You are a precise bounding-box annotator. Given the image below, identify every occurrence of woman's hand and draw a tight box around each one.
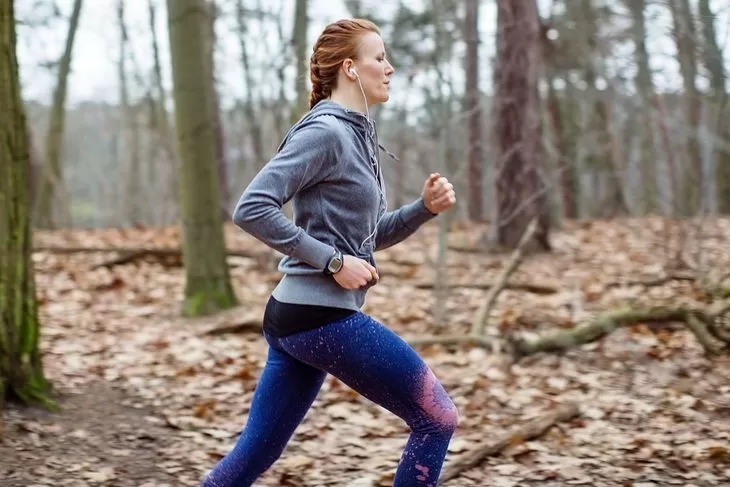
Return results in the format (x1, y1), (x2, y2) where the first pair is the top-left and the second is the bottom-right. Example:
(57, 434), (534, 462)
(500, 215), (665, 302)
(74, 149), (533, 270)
(422, 173), (456, 214)
(333, 255), (379, 290)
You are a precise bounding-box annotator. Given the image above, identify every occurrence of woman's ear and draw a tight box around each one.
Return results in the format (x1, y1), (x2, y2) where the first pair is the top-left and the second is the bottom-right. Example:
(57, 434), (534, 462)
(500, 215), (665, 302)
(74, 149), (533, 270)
(343, 60), (356, 80)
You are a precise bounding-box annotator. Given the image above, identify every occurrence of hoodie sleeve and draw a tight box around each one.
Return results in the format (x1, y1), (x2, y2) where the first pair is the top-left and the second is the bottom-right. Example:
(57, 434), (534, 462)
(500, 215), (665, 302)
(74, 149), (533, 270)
(374, 197), (437, 251)
(232, 118), (340, 270)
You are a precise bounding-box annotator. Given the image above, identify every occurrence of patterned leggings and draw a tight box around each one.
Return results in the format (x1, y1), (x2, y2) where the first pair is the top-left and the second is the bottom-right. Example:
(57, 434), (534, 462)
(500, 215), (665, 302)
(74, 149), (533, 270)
(201, 312), (459, 486)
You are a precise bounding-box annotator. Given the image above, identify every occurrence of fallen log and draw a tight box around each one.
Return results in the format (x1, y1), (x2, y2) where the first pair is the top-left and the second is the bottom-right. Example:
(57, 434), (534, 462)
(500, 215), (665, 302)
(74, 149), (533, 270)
(33, 245), (265, 269)
(510, 302), (730, 358)
(438, 402), (580, 483)
(414, 280), (557, 295)
(202, 319), (263, 336)
(603, 272), (697, 289)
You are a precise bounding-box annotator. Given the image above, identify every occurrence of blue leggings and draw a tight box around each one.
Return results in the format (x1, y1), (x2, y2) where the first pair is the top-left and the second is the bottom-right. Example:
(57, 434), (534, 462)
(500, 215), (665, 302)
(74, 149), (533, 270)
(201, 312), (459, 486)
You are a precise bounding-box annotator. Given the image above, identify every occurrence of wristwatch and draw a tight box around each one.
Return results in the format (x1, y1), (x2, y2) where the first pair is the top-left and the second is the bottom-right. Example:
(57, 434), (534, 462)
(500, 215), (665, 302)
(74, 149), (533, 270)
(324, 249), (344, 275)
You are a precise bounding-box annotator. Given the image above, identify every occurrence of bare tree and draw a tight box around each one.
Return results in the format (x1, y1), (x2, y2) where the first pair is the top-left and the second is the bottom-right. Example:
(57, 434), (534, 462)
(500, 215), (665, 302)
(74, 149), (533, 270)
(147, 0), (178, 224)
(627, 0), (659, 214)
(117, 0), (143, 226)
(493, 0), (550, 250)
(464, 0), (483, 221)
(0, 0), (52, 409)
(35, 0), (83, 228)
(206, 0), (231, 216)
(166, 0), (238, 316)
(290, 0), (309, 123)
(669, 0), (702, 215)
(697, 0), (730, 213)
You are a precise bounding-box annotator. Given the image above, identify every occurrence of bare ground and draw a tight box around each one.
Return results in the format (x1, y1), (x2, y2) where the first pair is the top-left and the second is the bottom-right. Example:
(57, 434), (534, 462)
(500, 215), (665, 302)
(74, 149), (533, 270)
(0, 380), (202, 486)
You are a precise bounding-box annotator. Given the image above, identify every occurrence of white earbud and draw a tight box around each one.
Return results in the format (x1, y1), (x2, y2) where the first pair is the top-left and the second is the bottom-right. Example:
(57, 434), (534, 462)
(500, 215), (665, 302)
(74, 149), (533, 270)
(349, 67), (358, 77)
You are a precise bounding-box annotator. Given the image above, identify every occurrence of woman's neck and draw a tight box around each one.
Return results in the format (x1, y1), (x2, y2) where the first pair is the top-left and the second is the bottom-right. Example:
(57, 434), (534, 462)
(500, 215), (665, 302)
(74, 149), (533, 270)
(329, 86), (368, 115)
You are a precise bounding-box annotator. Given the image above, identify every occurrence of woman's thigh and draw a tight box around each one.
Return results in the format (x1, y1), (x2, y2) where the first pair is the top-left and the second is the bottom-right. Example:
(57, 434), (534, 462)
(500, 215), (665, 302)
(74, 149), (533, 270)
(277, 312), (457, 430)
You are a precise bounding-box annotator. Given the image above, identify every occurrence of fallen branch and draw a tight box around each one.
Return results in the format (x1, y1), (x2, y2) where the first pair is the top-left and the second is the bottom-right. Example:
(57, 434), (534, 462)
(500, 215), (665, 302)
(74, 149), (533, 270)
(202, 319), (263, 336)
(471, 219), (538, 337)
(405, 334), (493, 348)
(511, 302), (730, 358)
(414, 280), (557, 295)
(402, 221), (538, 351)
(33, 245), (263, 268)
(438, 402), (580, 483)
(603, 272), (697, 289)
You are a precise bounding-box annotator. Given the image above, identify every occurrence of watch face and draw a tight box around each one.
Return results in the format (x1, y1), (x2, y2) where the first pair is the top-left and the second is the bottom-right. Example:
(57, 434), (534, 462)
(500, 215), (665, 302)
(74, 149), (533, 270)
(330, 257), (343, 272)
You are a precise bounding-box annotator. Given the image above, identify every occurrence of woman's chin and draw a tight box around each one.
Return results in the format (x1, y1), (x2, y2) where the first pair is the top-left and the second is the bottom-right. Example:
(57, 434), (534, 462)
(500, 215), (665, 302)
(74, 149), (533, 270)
(367, 90), (389, 106)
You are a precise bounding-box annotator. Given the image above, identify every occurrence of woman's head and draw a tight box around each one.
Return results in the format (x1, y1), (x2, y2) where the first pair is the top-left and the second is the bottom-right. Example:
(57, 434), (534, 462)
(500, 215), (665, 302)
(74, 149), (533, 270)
(309, 19), (394, 110)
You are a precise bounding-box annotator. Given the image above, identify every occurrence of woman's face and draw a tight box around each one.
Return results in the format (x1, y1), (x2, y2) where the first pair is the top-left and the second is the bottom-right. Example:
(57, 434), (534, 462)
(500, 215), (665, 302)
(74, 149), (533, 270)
(352, 32), (394, 105)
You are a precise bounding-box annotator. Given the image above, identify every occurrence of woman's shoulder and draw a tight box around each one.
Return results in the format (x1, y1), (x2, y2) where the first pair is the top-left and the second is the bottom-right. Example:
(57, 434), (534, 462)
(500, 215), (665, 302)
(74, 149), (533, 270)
(294, 114), (350, 148)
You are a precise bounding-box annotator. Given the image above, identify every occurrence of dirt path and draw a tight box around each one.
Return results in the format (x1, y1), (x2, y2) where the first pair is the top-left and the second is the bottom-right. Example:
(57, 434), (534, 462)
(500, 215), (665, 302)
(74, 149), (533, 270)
(0, 380), (204, 487)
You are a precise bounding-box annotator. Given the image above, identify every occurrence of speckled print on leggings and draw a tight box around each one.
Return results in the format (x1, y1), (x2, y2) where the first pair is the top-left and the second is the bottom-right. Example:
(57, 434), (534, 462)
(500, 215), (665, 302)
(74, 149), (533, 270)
(201, 312), (459, 487)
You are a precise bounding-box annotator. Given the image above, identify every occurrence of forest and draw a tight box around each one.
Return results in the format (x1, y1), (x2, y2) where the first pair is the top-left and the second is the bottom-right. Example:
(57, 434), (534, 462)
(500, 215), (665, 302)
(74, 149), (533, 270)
(1, 0), (729, 486)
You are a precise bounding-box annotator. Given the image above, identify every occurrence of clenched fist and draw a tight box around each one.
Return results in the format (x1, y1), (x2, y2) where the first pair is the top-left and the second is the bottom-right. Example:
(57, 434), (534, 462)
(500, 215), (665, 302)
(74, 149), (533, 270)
(333, 255), (379, 290)
(422, 173), (456, 214)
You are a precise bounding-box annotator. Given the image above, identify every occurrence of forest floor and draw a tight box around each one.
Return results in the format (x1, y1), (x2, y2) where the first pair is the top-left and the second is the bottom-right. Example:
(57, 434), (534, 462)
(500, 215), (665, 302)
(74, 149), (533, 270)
(2, 217), (730, 487)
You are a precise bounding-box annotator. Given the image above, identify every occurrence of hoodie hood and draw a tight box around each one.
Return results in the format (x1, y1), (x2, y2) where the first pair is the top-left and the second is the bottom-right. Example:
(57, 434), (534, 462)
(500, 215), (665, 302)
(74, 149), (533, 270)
(279, 100), (399, 161)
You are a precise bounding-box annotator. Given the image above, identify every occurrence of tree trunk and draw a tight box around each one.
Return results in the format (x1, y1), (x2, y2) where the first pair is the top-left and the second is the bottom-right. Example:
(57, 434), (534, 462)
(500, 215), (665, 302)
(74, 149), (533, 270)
(698, 0), (730, 214)
(236, 0), (266, 174)
(628, 0), (659, 214)
(148, 0), (178, 224)
(166, 0), (238, 316)
(493, 0), (550, 250)
(0, 0), (52, 409)
(546, 76), (574, 219)
(539, 22), (574, 220)
(207, 0), (230, 218)
(290, 0), (309, 122)
(669, 0), (702, 215)
(118, 0), (143, 227)
(35, 0), (83, 229)
(464, 0), (483, 221)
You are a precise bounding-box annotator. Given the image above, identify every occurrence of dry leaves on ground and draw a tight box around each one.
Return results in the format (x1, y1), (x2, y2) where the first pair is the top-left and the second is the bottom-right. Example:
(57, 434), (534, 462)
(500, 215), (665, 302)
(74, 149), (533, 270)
(1, 217), (730, 486)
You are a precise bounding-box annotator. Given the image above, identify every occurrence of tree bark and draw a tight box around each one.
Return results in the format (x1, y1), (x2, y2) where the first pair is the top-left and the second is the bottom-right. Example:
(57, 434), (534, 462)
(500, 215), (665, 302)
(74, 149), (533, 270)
(206, 0), (230, 218)
(464, 0), (483, 221)
(290, 0), (309, 123)
(669, 0), (702, 215)
(166, 0), (238, 316)
(698, 0), (730, 214)
(628, 0), (658, 214)
(0, 0), (52, 409)
(35, 0), (83, 229)
(493, 0), (550, 250)
(148, 0), (178, 224)
(118, 0), (143, 227)
(235, 0), (266, 177)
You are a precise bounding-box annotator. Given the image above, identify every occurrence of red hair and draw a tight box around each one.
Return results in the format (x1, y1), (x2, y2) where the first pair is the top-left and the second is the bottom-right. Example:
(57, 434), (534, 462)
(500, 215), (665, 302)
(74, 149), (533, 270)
(309, 19), (380, 109)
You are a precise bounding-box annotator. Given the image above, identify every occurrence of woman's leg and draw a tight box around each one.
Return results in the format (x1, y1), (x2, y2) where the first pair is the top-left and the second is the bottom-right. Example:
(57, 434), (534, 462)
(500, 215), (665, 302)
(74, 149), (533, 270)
(278, 312), (459, 487)
(201, 334), (327, 487)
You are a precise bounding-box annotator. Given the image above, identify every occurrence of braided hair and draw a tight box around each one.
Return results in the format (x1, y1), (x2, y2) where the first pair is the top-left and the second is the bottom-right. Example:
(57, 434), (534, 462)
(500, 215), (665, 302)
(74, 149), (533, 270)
(308, 19), (380, 109)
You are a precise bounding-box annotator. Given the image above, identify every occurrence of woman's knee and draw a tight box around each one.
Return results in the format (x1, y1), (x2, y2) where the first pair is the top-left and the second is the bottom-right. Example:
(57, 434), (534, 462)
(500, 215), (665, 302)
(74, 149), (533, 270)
(416, 367), (459, 432)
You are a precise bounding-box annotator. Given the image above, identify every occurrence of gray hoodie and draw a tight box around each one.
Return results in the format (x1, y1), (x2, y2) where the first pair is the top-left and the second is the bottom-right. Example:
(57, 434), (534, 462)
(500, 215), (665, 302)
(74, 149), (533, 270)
(232, 100), (436, 311)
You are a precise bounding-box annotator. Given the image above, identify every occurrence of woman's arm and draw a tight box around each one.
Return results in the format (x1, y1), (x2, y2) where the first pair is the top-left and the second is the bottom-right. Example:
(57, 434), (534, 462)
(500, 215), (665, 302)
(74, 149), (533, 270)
(232, 118), (340, 270)
(374, 173), (455, 251)
(373, 197), (437, 251)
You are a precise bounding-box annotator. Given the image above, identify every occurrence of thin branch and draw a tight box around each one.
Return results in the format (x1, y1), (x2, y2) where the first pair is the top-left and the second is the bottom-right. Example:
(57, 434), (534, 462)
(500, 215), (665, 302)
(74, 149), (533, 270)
(471, 219), (537, 337)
